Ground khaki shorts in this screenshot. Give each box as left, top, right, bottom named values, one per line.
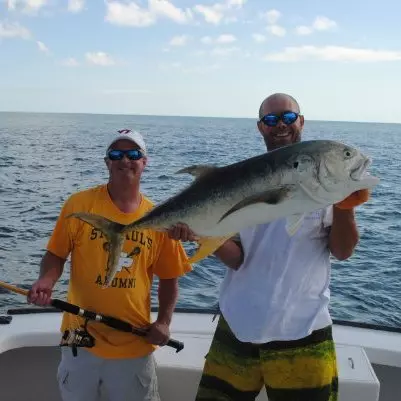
left=57, top=347, right=160, bottom=401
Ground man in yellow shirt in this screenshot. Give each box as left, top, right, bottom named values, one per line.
left=27, top=129, right=192, bottom=401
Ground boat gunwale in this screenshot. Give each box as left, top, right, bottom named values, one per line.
left=5, top=306, right=401, bottom=334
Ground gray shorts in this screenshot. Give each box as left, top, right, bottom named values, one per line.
left=57, top=347, right=160, bottom=401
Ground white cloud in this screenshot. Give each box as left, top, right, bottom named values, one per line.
left=200, top=34, right=236, bottom=44
left=68, top=0, right=85, bottom=13
left=264, top=45, right=401, bottom=62
left=105, top=0, right=245, bottom=27
left=252, top=33, right=266, bottom=43
left=61, top=57, right=79, bottom=67
left=169, top=35, right=189, bottom=46
left=105, top=1, right=155, bottom=27
left=226, top=0, right=246, bottom=6
left=36, top=40, right=49, bottom=52
left=313, top=16, right=337, bottom=31
left=295, top=16, right=337, bottom=36
left=0, top=21, right=31, bottom=39
left=6, top=0, right=49, bottom=13
left=261, top=9, right=285, bottom=37
left=6, top=0, right=17, bottom=9
left=193, top=4, right=221, bottom=24
left=267, top=24, right=286, bottom=37
left=0, top=21, right=49, bottom=54
left=193, top=0, right=246, bottom=25
left=261, top=9, right=280, bottom=24
left=105, top=0, right=192, bottom=27
left=295, top=25, right=313, bottom=36
left=216, top=34, right=236, bottom=44
left=85, top=52, right=116, bottom=66
left=149, top=0, right=192, bottom=24
left=197, top=34, right=241, bottom=57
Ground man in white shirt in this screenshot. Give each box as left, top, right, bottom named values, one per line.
left=169, top=93, right=370, bottom=401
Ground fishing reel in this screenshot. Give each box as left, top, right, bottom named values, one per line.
left=60, top=318, right=95, bottom=357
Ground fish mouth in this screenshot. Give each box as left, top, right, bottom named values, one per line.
left=350, top=158, right=371, bottom=181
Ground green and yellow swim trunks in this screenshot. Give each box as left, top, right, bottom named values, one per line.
left=195, top=315, right=338, bottom=401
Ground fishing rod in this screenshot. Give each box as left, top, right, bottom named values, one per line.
left=0, top=281, right=184, bottom=353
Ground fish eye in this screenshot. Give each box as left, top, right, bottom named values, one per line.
left=293, top=161, right=299, bottom=169
left=344, top=148, right=353, bottom=158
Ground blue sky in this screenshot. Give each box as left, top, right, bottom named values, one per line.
left=1, top=0, right=401, bottom=123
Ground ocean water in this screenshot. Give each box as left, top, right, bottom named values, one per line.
left=0, top=112, right=400, bottom=329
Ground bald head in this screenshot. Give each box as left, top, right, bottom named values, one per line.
left=257, top=92, right=304, bottom=151
left=258, top=93, right=300, bottom=119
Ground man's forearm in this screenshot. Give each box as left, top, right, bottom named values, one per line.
left=39, top=251, right=66, bottom=285
left=157, top=278, right=179, bottom=325
left=329, top=207, right=359, bottom=261
left=214, top=239, right=244, bottom=270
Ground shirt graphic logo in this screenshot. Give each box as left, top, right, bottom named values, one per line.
left=115, top=246, right=141, bottom=273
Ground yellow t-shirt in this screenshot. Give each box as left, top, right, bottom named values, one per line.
left=47, top=184, right=192, bottom=359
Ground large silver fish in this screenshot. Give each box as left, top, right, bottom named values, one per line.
left=68, top=140, right=379, bottom=287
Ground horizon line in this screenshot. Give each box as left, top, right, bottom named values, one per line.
left=0, top=110, right=400, bottom=125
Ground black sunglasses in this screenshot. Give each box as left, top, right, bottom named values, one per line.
left=260, top=111, right=299, bottom=127
left=107, top=149, right=144, bottom=161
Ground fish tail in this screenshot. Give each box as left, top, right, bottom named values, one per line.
left=66, top=212, right=128, bottom=235
left=188, top=235, right=234, bottom=264
left=102, top=232, right=127, bottom=289
left=67, top=212, right=131, bottom=289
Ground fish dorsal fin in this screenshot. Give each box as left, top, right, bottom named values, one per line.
left=175, top=164, right=217, bottom=179
left=218, top=185, right=294, bottom=223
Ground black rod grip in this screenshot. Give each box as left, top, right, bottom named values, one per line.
left=165, top=338, right=184, bottom=353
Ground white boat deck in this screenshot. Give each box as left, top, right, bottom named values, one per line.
left=1, top=310, right=400, bottom=401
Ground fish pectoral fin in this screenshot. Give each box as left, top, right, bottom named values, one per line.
left=218, top=186, right=294, bottom=223
left=285, top=213, right=304, bottom=236
left=175, top=164, right=218, bottom=179
left=67, top=212, right=126, bottom=240
left=188, top=235, right=234, bottom=264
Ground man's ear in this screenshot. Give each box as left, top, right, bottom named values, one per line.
left=299, top=115, right=305, bottom=128
left=257, top=120, right=264, bottom=135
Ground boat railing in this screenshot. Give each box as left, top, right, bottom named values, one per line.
left=4, top=306, right=401, bottom=334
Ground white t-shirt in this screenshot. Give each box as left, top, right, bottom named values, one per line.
left=219, top=206, right=334, bottom=343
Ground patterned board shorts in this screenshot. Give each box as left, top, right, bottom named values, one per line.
left=195, top=315, right=338, bottom=401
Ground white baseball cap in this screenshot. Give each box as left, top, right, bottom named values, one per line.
left=106, top=129, right=147, bottom=156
